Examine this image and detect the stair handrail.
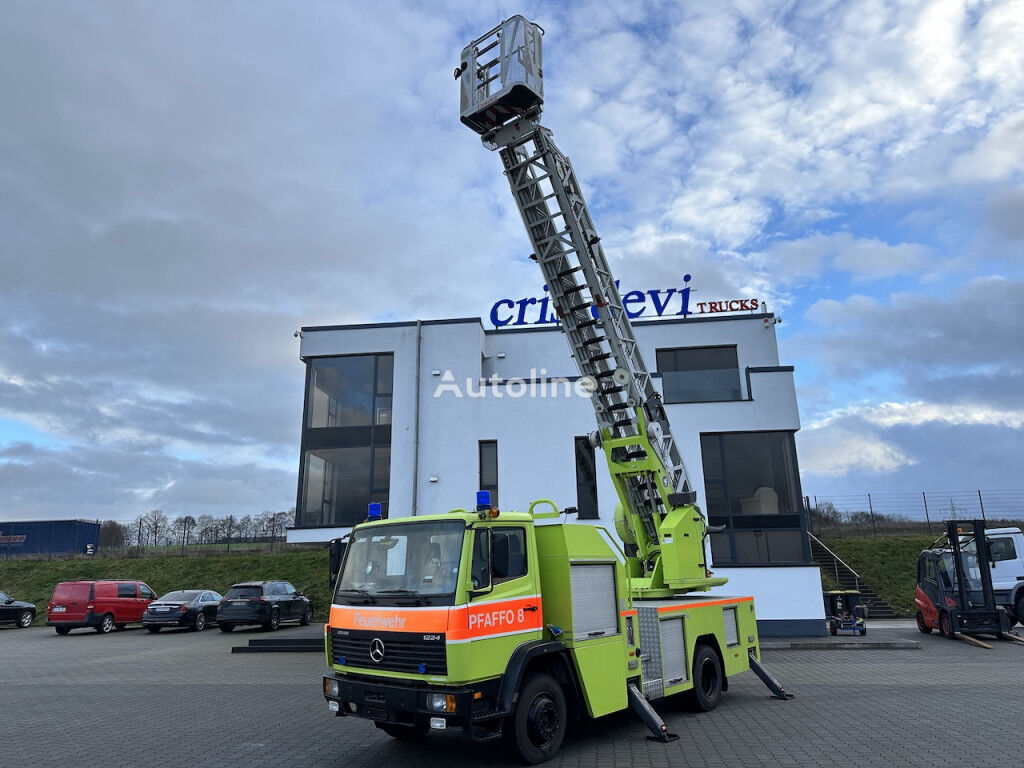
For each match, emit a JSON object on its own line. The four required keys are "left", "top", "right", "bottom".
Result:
{"left": 809, "top": 532, "right": 861, "bottom": 591}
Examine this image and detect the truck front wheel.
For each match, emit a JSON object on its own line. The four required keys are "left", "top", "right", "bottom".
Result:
{"left": 691, "top": 645, "right": 723, "bottom": 712}
{"left": 508, "top": 672, "right": 567, "bottom": 764}
{"left": 1015, "top": 595, "right": 1024, "bottom": 628}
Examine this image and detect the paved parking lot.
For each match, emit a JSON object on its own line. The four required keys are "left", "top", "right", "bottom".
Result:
{"left": 2, "top": 622, "right": 1022, "bottom": 767}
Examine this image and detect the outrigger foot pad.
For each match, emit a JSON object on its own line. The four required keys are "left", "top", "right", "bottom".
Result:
{"left": 748, "top": 652, "right": 795, "bottom": 700}
{"left": 627, "top": 681, "right": 679, "bottom": 743}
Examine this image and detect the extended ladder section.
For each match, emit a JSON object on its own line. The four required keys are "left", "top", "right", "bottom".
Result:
{"left": 458, "top": 16, "right": 723, "bottom": 595}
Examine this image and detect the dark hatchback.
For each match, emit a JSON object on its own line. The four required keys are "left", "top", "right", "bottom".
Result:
{"left": 0, "top": 591, "right": 36, "bottom": 629}
{"left": 217, "top": 581, "right": 312, "bottom": 632}
{"left": 142, "top": 590, "right": 223, "bottom": 632}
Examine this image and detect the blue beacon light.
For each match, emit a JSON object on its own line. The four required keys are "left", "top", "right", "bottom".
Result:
{"left": 476, "top": 490, "right": 491, "bottom": 511}
{"left": 367, "top": 503, "right": 382, "bottom": 521}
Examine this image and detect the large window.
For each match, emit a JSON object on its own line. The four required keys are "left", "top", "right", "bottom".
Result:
{"left": 701, "top": 431, "right": 809, "bottom": 565}
{"left": 574, "top": 436, "right": 599, "bottom": 520}
{"left": 479, "top": 440, "right": 498, "bottom": 508}
{"left": 656, "top": 346, "right": 742, "bottom": 403}
{"left": 296, "top": 354, "right": 393, "bottom": 527}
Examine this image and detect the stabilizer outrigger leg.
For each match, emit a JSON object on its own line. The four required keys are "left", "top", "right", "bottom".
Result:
{"left": 748, "top": 652, "right": 795, "bottom": 700}
{"left": 627, "top": 681, "right": 679, "bottom": 743}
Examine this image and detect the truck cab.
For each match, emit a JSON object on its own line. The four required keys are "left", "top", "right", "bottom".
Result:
{"left": 323, "top": 499, "right": 634, "bottom": 760}
{"left": 967, "top": 527, "right": 1024, "bottom": 625}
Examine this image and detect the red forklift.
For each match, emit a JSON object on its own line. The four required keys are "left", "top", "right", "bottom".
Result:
{"left": 915, "top": 520, "right": 1020, "bottom": 647}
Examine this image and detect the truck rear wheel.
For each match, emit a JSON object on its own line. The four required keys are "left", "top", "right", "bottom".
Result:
{"left": 508, "top": 672, "right": 566, "bottom": 764}
{"left": 691, "top": 645, "right": 723, "bottom": 712}
{"left": 1015, "top": 595, "right": 1024, "bottom": 628}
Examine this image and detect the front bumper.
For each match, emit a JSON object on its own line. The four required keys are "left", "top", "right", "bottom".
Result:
{"left": 322, "top": 673, "right": 503, "bottom": 737}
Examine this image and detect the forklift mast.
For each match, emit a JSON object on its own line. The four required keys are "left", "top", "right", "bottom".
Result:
{"left": 945, "top": 519, "right": 998, "bottom": 614}
{"left": 457, "top": 16, "right": 722, "bottom": 596}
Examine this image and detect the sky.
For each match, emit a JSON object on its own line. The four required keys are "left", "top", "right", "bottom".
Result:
{"left": 1, "top": 0, "right": 1022, "bottom": 523}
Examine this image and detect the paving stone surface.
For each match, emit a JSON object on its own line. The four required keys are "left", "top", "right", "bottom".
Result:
{"left": 2, "top": 622, "right": 1022, "bottom": 767}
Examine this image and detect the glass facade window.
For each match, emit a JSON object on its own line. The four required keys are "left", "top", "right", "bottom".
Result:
{"left": 656, "top": 346, "right": 742, "bottom": 403}
{"left": 296, "top": 353, "right": 393, "bottom": 528}
{"left": 701, "top": 431, "right": 809, "bottom": 565}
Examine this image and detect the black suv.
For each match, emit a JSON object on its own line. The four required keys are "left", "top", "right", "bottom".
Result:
{"left": 217, "top": 581, "right": 312, "bottom": 632}
{"left": 0, "top": 591, "right": 35, "bottom": 629}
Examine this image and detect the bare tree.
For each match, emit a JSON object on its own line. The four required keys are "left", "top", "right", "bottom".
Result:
{"left": 224, "top": 515, "right": 236, "bottom": 553}
{"left": 99, "top": 520, "right": 129, "bottom": 551}
{"left": 143, "top": 509, "right": 169, "bottom": 546}
{"left": 238, "top": 515, "right": 253, "bottom": 543}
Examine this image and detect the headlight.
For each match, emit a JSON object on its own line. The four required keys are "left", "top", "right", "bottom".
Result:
{"left": 427, "top": 693, "right": 456, "bottom": 713}
{"left": 323, "top": 678, "right": 340, "bottom": 697}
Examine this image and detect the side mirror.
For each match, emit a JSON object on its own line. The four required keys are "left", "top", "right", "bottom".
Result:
{"left": 295, "top": 591, "right": 304, "bottom": 597}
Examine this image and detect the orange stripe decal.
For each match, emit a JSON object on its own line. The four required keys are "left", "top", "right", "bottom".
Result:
{"left": 329, "top": 604, "right": 448, "bottom": 633}
{"left": 655, "top": 596, "right": 753, "bottom": 613}
{"left": 329, "top": 595, "right": 544, "bottom": 641}
{"left": 448, "top": 596, "right": 543, "bottom": 641}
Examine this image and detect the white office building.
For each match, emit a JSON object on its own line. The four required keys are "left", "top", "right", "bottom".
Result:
{"left": 287, "top": 308, "right": 825, "bottom": 635}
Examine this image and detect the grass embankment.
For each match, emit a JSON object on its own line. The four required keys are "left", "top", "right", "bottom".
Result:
{"left": 822, "top": 535, "right": 933, "bottom": 616}
{"left": 0, "top": 549, "right": 330, "bottom": 626}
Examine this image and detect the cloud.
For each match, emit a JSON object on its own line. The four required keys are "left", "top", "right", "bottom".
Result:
{"left": 1, "top": 2, "right": 1023, "bottom": 519}
{"left": 797, "top": 424, "right": 915, "bottom": 477}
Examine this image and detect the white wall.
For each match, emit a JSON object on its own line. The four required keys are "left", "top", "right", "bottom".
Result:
{"left": 290, "top": 313, "right": 822, "bottom": 626}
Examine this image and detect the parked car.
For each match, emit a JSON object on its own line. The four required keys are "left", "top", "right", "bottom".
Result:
{"left": 47, "top": 580, "right": 156, "bottom": 635}
{"left": 0, "top": 591, "right": 36, "bottom": 629}
{"left": 142, "top": 589, "right": 224, "bottom": 632}
{"left": 217, "top": 581, "right": 313, "bottom": 632}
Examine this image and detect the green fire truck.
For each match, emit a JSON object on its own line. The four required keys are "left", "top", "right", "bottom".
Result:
{"left": 321, "top": 16, "right": 791, "bottom": 763}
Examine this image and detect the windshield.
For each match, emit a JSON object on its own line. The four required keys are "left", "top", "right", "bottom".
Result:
{"left": 157, "top": 590, "right": 201, "bottom": 603}
{"left": 226, "top": 586, "right": 262, "bottom": 599}
{"left": 336, "top": 520, "right": 465, "bottom": 605}
{"left": 939, "top": 552, "right": 982, "bottom": 591}
{"left": 0, "top": 592, "right": 10, "bottom": 602}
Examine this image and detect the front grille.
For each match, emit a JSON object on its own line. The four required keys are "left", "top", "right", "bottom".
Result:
{"left": 331, "top": 628, "right": 447, "bottom": 675}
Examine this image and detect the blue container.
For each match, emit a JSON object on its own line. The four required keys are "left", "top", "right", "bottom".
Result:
{"left": 0, "top": 519, "right": 100, "bottom": 556}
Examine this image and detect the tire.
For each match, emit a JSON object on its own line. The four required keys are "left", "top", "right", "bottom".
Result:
{"left": 219, "top": 623, "right": 235, "bottom": 633}
{"left": 691, "top": 645, "right": 723, "bottom": 712}
{"left": 17, "top": 610, "right": 33, "bottom": 629}
{"left": 376, "top": 722, "right": 430, "bottom": 742}
{"left": 145, "top": 626, "right": 161, "bottom": 634}
{"left": 55, "top": 625, "right": 71, "bottom": 636}
{"left": 859, "top": 628, "right": 867, "bottom": 636}
{"left": 1015, "top": 595, "right": 1024, "bottom": 629}
{"left": 300, "top": 605, "right": 313, "bottom": 626}
{"left": 193, "top": 612, "right": 206, "bottom": 631}
{"left": 97, "top": 614, "right": 115, "bottom": 634}
{"left": 939, "top": 611, "right": 954, "bottom": 639}
{"left": 507, "top": 672, "right": 567, "bottom": 764}
{"left": 916, "top": 612, "right": 932, "bottom": 634}
{"left": 828, "top": 620, "right": 838, "bottom": 636}
{"left": 263, "top": 609, "right": 280, "bottom": 632}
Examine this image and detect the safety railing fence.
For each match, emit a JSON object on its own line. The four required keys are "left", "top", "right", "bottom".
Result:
{"left": 804, "top": 489, "right": 1024, "bottom": 537}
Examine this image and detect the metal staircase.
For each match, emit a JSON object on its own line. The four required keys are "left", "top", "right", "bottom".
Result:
{"left": 809, "top": 534, "right": 897, "bottom": 618}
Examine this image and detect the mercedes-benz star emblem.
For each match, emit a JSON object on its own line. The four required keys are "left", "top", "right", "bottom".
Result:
{"left": 369, "top": 637, "right": 386, "bottom": 663}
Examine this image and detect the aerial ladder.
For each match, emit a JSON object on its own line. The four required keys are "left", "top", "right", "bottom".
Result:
{"left": 457, "top": 16, "right": 722, "bottom": 597}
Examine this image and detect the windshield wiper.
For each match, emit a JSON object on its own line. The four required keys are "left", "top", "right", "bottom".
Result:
{"left": 336, "top": 588, "right": 376, "bottom": 605}
{"left": 376, "top": 589, "right": 426, "bottom": 606}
